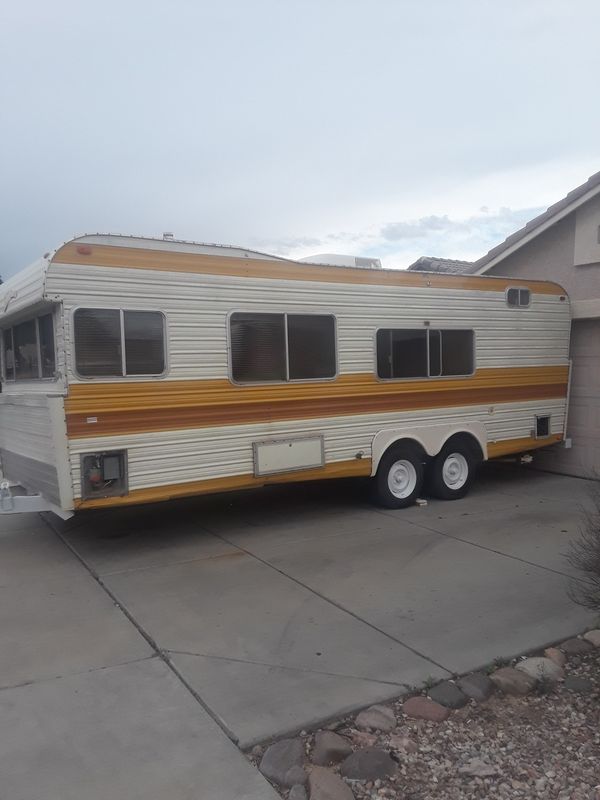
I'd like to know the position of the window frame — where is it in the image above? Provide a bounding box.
[72,306,168,380]
[373,326,476,382]
[1,312,57,383]
[505,287,531,308]
[227,310,338,386]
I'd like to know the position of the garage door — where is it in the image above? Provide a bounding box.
[537,319,600,478]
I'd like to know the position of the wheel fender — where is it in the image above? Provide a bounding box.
[370,423,488,476]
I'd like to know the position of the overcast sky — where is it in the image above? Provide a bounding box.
[2,0,600,278]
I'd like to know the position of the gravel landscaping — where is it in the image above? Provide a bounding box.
[249,631,600,800]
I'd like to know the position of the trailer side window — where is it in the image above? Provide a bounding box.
[1,313,56,381]
[377,328,474,379]
[74,309,165,377]
[506,287,530,307]
[230,312,336,383]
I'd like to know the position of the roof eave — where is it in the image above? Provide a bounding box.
[473,180,600,275]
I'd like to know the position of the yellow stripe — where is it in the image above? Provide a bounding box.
[53,242,567,296]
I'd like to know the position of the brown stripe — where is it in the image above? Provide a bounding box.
[65,367,569,439]
[53,242,567,296]
[74,457,372,509]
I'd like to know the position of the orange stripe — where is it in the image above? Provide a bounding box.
[65,367,569,438]
[74,457,372,509]
[53,242,567,296]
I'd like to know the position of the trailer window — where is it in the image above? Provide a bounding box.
[1,313,56,381]
[124,311,165,375]
[2,328,15,380]
[377,328,474,379]
[507,287,530,307]
[74,309,165,377]
[287,315,336,380]
[38,313,56,378]
[230,312,336,383]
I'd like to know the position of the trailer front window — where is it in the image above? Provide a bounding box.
[2,328,14,380]
[1,313,56,382]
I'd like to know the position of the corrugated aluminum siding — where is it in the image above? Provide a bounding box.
[45,257,570,498]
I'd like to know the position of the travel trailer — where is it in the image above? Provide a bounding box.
[0,234,571,519]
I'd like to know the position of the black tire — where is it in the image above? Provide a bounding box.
[372,441,425,509]
[427,437,481,500]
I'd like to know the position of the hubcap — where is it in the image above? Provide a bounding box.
[442,452,469,490]
[387,459,417,499]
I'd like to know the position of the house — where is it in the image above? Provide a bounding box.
[407,256,474,274]
[410,171,600,478]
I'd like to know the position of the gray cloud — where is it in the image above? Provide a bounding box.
[2,1,600,277]
[380,216,456,241]
[259,206,544,268]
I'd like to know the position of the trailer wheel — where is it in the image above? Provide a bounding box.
[427,438,480,500]
[372,441,425,509]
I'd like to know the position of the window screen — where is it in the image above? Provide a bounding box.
[38,314,56,378]
[439,330,474,376]
[230,312,336,383]
[377,328,474,379]
[13,319,39,380]
[507,288,530,307]
[376,329,428,379]
[124,311,165,375]
[2,314,56,381]
[3,328,14,380]
[230,313,286,382]
[75,309,122,376]
[287,315,336,380]
[74,309,165,377]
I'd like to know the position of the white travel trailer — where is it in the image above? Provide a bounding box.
[0,234,571,519]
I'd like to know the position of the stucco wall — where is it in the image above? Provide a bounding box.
[574,193,600,267]
[485,209,599,479]
[486,213,600,302]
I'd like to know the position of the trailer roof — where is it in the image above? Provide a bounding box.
[0,233,569,324]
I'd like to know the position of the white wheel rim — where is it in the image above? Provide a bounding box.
[442,452,469,490]
[387,459,417,499]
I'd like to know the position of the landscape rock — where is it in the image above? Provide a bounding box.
[355,704,397,732]
[457,672,495,702]
[289,785,308,800]
[286,766,309,786]
[259,738,305,787]
[308,766,355,800]
[428,680,468,708]
[402,696,451,722]
[490,667,536,696]
[516,657,564,684]
[388,734,418,753]
[582,629,600,647]
[544,647,567,668]
[311,731,352,766]
[564,675,594,693]
[560,637,594,655]
[349,731,377,747]
[458,757,499,777]
[339,747,397,781]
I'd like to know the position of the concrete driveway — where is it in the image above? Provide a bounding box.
[0,464,596,798]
